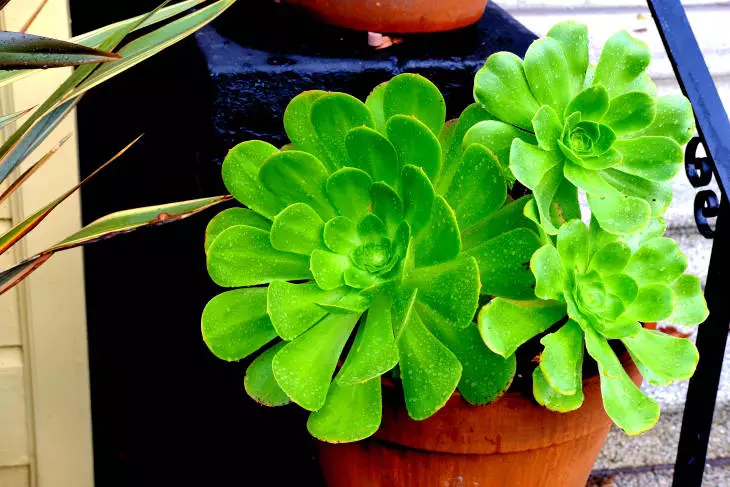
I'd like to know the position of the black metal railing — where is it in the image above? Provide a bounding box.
[647,1,730,485]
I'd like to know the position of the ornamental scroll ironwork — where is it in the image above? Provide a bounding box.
[685,136,720,238]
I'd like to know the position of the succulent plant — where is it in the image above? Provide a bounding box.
[473,21,695,235]
[202,73,545,442]
[479,218,708,434]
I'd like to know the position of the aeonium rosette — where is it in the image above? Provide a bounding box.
[472,21,695,235]
[479,219,709,435]
[202,74,545,442]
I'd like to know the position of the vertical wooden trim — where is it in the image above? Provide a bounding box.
[0,1,94,486]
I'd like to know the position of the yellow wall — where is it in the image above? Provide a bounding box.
[0,1,92,486]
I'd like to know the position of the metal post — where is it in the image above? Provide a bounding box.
[646,1,730,485]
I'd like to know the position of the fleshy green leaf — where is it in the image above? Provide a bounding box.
[202,287,276,361]
[419,305,515,405]
[467,227,543,300]
[603,273,639,305]
[310,92,376,169]
[587,191,652,235]
[407,256,481,329]
[283,90,333,170]
[462,120,536,179]
[636,94,695,145]
[623,328,698,386]
[386,115,441,181]
[413,195,460,267]
[613,136,683,182]
[326,168,373,221]
[624,237,687,285]
[307,377,382,443]
[563,161,615,196]
[337,297,398,385]
[318,292,372,315]
[533,366,584,412]
[602,91,656,135]
[623,283,675,322]
[590,241,632,274]
[398,310,462,420]
[461,195,542,251]
[345,127,399,187]
[524,37,572,116]
[323,217,361,254]
[310,249,351,290]
[531,244,565,301]
[626,71,658,97]
[510,138,563,190]
[402,165,435,237]
[207,226,311,287]
[259,150,335,220]
[478,298,567,357]
[547,21,589,96]
[270,203,325,255]
[600,169,673,217]
[204,207,271,253]
[593,30,651,97]
[357,213,388,242]
[667,275,708,326]
[532,105,563,151]
[553,178,582,224]
[222,140,284,219]
[584,327,660,435]
[621,217,667,252]
[383,73,446,136]
[365,81,387,133]
[244,342,290,406]
[595,317,641,340]
[371,182,404,234]
[532,164,567,234]
[557,219,590,272]
[539,320,584,395]
[565,85,609,122]
[474,52,541,131]
[444,144,506,231]
[273,312,360,411]
[344,267,379,289]
[267,280,347,340]
[438,103,494,192]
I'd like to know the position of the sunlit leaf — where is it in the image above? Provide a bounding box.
[307,377,381,443]
[0,132,71,208]
[479,298,567,357]
[0,32,119,69]
[66,0,236,99]
[0,135,141,257]
[273,312,360,411]
[244,342,290,407]
[202,287,277,361]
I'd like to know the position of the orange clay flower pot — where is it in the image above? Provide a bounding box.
[317,356,641,487]
[283,0,489,33]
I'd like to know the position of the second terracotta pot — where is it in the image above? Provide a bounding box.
[283,0,489,33]
[318,357,640,487]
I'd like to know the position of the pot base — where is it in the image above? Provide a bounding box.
[284,0,489,34]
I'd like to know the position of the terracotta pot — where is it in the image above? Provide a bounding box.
[283,0,489,34]
[318,356,641,487]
